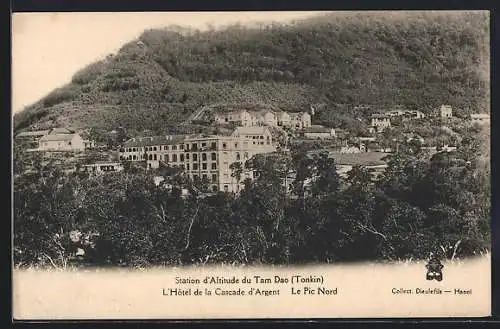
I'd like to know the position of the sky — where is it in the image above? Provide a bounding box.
[11,11,325,114]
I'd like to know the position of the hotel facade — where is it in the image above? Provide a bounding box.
[119,127,276,193]
[214,109,311,130]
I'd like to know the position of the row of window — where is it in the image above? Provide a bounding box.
[122,139,271,153]
[122,151,250,162]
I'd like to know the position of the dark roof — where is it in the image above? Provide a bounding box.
[327,152,388,166]
[16,130,51,138]
[304,126,332,133]
[123,135,187,147]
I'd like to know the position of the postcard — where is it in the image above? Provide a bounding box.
[12,11,491,319]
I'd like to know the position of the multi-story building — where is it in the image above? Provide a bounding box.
[370,114,391,132]
[215,109,310,130]
[214,110,253,127]
[470,113,490,125]
[231,126,273,146]
[288,112,312,130]
[119,130,276,193]
[439,105,453,118]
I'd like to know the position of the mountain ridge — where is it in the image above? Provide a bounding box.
[14,11,489,136]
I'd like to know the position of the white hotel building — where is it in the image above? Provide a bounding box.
[119,127,276,193]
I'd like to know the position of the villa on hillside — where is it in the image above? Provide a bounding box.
[16,127,95,152]
[38,133,86,152]
[439,105,453,118]
[370,114,391,133]
[214,109,311,130]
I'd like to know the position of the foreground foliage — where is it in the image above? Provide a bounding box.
[13,129,490,268]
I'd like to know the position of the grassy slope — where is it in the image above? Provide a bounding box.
[13,12,489,135]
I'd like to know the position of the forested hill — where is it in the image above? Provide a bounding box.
[14,12,489,135]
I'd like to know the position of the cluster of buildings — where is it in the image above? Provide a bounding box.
[214,109,312,130]
[369,107,428,133]
[369,104,490,133]
[15,101,490,193]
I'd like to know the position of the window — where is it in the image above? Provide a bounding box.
[164,145,169,151]
[186,153,190,160]
[180,154,184,162]
[192,143,198,151]
[202,163,207,170]
[202,174,208,180]
[172,154,177,162]
[193,163,198,170]
[211,152,216,160]
[212,185,218,192]
[153,147,157,151]
[132,155,136,160]
[172,145,177,150]
[223,185,229,192]
[193,174,199,180]
[236,153,240,161]
[193,154,198,161]
[235,143,238,148]
[211,142,216,149]
[244,152,248,159]
[153,154,157,160]
[165,154,169,162]
[180,164,185,169]
[222,143,227,149]
[202,153,207,161]
[260,136,264,139]
[186,164,190,170]
[211,163,217,170]
[211,174,217,182]
[180,144,184,150]
[149,154,153,160]
[202,143,207,148]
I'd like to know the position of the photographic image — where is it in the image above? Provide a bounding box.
[12,11,491,319]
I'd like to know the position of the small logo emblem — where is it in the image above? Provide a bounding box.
[425,255,444,281]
